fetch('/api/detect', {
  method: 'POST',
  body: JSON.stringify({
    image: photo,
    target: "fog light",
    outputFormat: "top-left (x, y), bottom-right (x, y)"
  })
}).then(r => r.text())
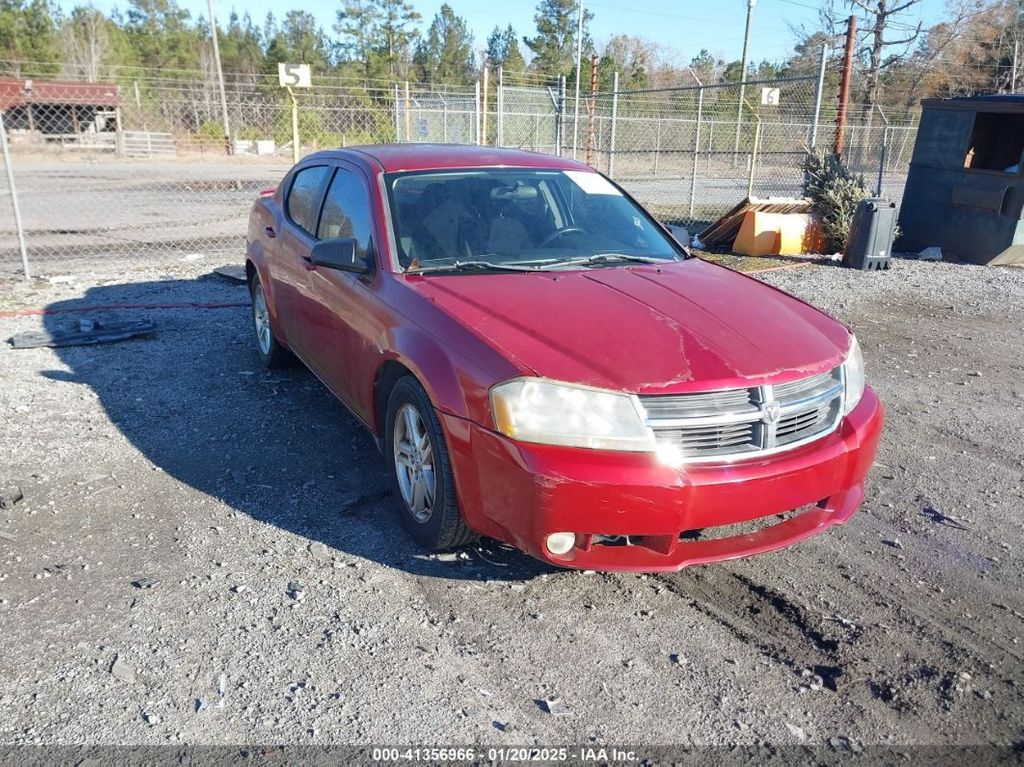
top-left (545, 532), bottom-right (576, 556)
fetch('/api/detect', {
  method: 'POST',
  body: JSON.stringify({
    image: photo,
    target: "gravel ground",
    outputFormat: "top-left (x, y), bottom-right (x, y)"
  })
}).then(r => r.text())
top-left (0, 257), bottom-right (1022, 753)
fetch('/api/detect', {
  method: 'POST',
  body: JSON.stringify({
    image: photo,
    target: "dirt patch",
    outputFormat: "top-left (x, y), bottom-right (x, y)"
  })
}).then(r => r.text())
top-left (0, 258), bottom-right (1022, 746)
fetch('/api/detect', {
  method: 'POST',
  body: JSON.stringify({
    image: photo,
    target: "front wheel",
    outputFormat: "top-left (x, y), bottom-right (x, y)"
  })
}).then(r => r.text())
top-left (385, 376), bottom-right (476, 550)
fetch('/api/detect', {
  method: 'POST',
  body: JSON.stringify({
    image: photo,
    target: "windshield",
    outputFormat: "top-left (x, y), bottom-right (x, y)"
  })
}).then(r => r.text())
top-left (384, 168), bottom-right (684, 271)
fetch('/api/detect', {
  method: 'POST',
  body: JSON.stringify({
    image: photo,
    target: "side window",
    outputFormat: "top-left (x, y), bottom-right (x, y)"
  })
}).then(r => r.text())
top-left (318, 168), bottom-right (374, 261)
top-left (286, 165), bottom-right (330, 235)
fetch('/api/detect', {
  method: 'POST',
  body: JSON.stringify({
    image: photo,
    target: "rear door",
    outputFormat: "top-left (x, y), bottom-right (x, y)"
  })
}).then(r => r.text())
top-left (275, 164), bottom-right (332, 357)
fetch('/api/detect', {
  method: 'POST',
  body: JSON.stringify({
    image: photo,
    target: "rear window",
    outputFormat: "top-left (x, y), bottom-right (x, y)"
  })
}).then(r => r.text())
top-left (286, 165), bottom-right (331, 235)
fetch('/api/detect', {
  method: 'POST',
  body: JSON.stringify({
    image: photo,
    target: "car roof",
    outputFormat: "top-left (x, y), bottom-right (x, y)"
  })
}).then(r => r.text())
top-left (307, 144), bottom-right (594, 173)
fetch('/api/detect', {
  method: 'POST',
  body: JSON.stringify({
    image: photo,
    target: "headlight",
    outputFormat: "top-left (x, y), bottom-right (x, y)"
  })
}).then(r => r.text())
top-left (842, 335), bottom-right (865, 415)
top-left (490, 378), bottom-right (655, 452)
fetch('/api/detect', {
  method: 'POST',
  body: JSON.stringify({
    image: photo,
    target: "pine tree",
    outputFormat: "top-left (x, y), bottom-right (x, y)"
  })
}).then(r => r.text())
top-left (0, 0), bottom-right (62, 75)
top-left (486, 24), bottom-right (525, 75)
top-left (524, 0), bottom-right (591, 77)
top-left (413, 4), bottom-right (475, 85)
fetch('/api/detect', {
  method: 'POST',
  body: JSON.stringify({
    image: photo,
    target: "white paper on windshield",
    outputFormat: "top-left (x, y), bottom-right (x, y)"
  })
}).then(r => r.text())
top-left (564, 170), bottom-right (621, 196)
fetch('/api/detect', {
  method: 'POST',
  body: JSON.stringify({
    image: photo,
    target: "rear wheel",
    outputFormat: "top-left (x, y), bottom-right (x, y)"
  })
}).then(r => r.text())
top-left (249, 273), bottom-right (290, 369)
top-left (385, 376), bottom-right (476, 550)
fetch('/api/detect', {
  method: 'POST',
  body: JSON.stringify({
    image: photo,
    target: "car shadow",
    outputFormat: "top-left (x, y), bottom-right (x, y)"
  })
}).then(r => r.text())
top-left (40, 277), bottom-right (553, 582)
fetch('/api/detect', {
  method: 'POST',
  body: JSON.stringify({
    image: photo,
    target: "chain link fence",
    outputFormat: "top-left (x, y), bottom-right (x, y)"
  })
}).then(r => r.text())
top-left (0, 64), bottom-right (918, 279)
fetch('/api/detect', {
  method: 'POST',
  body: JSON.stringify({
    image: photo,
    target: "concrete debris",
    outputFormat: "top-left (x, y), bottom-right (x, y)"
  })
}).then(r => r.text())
top-left (9, 319), bottom-right (156, 349)
top-left (785, 722), bottom-right (807, 741)
top-left (195, 698), bottom-right (208, 713)
top-left (109, 656), bottom-right (135, 684)
top-left (131, 577), bottom-right (158, 589)
top-left (142, 710), bottom-right (159, 725)
top-left (801, 669), bottom-right (825, 691)
top-left (918, 247), bottom-right (942, 261)
top-left (0, 487), bottom-right (23, 509)
top-left (287, 581), bottom-right (305, 601)
top-left (828, 736), bottom-right (863, 753)
top-left (537, 697), bottom-right (572, 716)
top-left (669, 653), bottom-right (689, 666)
top-left (212, 264), bottom-right (247, 283)
top-left (308, 542), bottom-right (331, 561)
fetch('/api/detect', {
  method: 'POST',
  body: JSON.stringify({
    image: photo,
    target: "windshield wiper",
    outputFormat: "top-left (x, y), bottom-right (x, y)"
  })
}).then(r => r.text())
top-left (408, 259), bottom-right (542, 274)
top-left (537, 253), bottom-right (676, 269)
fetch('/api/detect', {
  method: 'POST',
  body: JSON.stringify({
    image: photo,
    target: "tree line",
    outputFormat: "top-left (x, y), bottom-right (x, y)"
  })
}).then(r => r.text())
top-left (0, 0), bottom-right (1020, 111)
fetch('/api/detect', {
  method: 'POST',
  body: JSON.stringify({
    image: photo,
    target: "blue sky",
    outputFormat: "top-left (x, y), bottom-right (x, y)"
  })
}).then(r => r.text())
top-left (73, 0), bottom-right (950, 65)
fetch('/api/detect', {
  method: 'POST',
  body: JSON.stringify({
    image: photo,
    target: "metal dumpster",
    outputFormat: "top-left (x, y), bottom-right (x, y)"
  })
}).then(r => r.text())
top-left (897, 95), bottom-right (1024, 265)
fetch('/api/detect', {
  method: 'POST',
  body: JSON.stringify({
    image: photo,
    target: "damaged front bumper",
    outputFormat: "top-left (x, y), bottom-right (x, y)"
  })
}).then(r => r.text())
top-left (443, 387), bottom-right (884, 572)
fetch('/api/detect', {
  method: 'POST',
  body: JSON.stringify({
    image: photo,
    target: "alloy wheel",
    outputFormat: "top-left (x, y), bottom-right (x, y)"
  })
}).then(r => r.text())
top-left (393, 403), bottom-right (436, 522)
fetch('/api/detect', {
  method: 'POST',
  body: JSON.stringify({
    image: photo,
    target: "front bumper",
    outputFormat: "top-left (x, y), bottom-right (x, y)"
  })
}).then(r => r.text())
top-left (442, 387), bottom-right (884, 572)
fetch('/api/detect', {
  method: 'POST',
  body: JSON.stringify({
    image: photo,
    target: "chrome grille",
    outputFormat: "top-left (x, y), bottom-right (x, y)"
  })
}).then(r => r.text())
top-left (639, 367), bottom-right (844, 462)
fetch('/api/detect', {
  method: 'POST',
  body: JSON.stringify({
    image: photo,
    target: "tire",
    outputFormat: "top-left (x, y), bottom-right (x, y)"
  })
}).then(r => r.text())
top-left (249, 272), bottom-right (291, 369)
top-left (385, 376), bottom-right (476, 550)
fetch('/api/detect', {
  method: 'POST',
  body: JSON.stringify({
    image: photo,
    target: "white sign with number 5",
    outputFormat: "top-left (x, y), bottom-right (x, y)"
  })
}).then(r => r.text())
top-left (278, 63), bottom-right (312, 88)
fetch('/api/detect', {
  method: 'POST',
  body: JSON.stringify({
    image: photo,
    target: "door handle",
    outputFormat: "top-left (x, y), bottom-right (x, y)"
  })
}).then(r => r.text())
top-left (301, 255), bottom-right (316, 271)
top-left (264, 226), bottom-right (276, 238)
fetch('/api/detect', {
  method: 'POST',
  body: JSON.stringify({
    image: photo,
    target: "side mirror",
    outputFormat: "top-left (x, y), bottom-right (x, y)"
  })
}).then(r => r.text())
top-left (309, 237), bottom-right (370, 274)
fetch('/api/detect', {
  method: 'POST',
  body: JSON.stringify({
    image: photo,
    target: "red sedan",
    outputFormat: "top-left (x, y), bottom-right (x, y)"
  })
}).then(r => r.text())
top-left (245, 144), bottom-right (883, 572)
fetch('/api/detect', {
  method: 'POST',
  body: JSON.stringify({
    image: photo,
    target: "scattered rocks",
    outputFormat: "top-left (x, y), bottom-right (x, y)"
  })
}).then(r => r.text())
top-left (785, 722), bottom-right (807, 741)
top-left (142, 710), bottom-right (159, 726)
top-left (287, 581), bottom-right (305, 601)
top-left (131, 577), bottom-right (158, 589)
top-left (109, 656), bottom-right (135, 684)
top-left (882, 538), bottom-right (904, 550)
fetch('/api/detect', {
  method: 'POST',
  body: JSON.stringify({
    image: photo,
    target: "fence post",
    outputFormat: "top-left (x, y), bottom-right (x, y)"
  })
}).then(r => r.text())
top-left (287, 86), bottom-right (299, 163)
top-left (497, 65), bottom-right (504, 147)
top-left (688, 87), bottom-right (704, 220)
top-left (877, 126), bottom-right (889, 197)
top-left (404, 81), bottom-right (411, 143)
top-left (474, 80), bottom-right (481, 145)
top-left (608, 71), bottom-right (619, 178)
top-left (654, 118), bottom-right (661, 177)
top-left (811, 44), bottom-right (827, 149)
top-left (0, 109), bottom-right (30, 280)
top-left (745, 100), bottom-right (761, 199)
top-left (394, 83), bottom-right (401, 142)
top-left (482, 66), bottom-right (490, 145)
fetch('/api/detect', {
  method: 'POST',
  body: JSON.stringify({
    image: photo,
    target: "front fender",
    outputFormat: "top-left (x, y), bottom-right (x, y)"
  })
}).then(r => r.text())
top-left (377, 326), bottom-right (489, 426)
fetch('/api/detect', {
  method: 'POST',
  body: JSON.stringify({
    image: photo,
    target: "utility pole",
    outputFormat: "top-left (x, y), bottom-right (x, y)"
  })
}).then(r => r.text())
top-left (206, 0), bottom-right (231, 155)
top-left (572, 0), bottom-right (585, 159)
top-left (835, 15), bottom-right (856, 157)
top-left (1013, 38), bottom-right (1019, 93)
top-left (732, 0), bottom-right (756, 161)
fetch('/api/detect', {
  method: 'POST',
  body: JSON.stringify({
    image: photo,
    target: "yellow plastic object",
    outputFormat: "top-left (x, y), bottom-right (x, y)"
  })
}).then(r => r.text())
top-left (732, 211), bottom-right (825, 256)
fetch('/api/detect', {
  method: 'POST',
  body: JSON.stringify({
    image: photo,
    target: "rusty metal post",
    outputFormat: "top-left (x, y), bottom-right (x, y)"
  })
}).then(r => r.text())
top-left (835, 15), bottom-right (856, 157)
top-left (586, 53), bottom-right (597, 166)
top-left (608, 71), bottom-right (619, 178)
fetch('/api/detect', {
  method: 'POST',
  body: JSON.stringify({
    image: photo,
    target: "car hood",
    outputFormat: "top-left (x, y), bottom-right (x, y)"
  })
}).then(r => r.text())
top-left (405, 259), bottom-right (851, 394)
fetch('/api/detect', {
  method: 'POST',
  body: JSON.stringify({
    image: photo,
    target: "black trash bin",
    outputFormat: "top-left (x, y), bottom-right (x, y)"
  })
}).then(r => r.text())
top-left (844, 198), bottom-right (897, 270)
